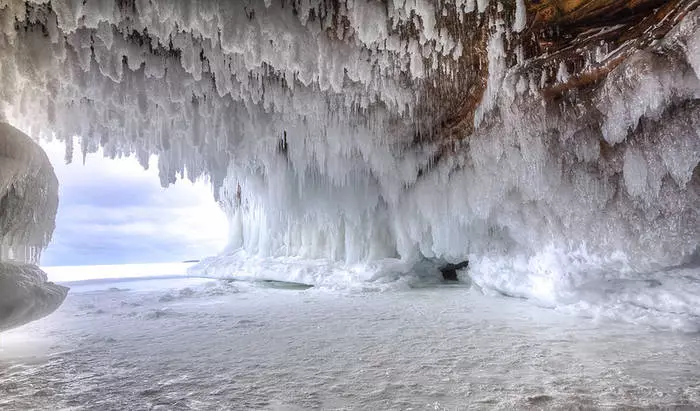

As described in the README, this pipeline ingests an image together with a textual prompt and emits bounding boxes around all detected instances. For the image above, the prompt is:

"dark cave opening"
[439,260,469,281]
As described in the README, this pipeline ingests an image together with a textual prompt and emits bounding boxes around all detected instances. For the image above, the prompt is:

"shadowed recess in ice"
[0,1,699,329]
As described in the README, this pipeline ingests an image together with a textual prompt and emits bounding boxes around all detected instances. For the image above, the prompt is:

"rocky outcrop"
[418,0,700,146]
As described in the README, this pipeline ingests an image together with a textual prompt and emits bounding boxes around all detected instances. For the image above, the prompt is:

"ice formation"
[0,122,58,262]
[0,0,699,329]
[0,261,68,332]
[0,122,64,331]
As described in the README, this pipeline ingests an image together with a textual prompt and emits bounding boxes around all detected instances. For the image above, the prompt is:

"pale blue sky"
[40,141,228,266]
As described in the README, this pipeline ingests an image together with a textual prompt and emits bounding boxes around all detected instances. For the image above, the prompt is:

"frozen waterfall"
[0,0,698,329]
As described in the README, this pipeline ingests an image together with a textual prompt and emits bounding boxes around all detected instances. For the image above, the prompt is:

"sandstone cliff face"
[413,0,699,145]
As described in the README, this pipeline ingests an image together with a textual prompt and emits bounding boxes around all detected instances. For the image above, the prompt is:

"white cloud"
[40,141,229,266]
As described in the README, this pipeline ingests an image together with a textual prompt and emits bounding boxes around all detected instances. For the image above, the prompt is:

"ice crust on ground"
[0,1,698,329]
[0,261,68,332]
[3,278,700,409]
[0,278,700,410]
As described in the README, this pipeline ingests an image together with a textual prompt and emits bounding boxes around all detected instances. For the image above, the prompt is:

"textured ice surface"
[0,2,698,328]
[1,277,700,410]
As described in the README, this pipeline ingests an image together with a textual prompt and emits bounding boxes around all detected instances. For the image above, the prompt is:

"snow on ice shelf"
[0,0,698,330]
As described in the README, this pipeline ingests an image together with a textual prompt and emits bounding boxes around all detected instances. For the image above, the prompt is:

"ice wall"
[0,1,698,328]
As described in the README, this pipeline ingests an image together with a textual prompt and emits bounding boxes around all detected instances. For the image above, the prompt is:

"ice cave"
[0,0,699,332]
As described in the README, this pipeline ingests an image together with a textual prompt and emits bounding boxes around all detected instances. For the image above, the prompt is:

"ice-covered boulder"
[0,262,67,332]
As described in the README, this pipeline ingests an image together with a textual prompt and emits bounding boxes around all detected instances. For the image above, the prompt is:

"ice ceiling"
[0,0,699,327]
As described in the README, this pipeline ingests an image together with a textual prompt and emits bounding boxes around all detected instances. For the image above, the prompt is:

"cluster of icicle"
[0,0,487,187]
[0,1,699,329]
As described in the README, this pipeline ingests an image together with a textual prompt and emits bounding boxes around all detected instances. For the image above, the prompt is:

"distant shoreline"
[57,274,193,287]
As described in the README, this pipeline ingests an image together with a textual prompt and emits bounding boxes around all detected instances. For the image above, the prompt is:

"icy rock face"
[0,261,68,332]
[1,122,58,263]
[0,1,699,326]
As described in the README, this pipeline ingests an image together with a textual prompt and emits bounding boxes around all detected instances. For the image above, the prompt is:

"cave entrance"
[439,261,469,282]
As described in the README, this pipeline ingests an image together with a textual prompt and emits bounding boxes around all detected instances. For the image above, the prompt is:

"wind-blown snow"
[0,1,698,329]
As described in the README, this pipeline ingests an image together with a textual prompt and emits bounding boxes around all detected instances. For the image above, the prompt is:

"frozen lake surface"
[1,275,700,410]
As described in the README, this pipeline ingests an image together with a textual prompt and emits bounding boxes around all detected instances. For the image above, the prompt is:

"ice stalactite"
[0,0,698,329]
[0,122,67,331]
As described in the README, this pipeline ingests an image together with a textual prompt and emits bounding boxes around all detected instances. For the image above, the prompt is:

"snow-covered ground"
[1,270,699,410]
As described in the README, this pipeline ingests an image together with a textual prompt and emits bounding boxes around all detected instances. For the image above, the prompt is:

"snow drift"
[0,1,698,329]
